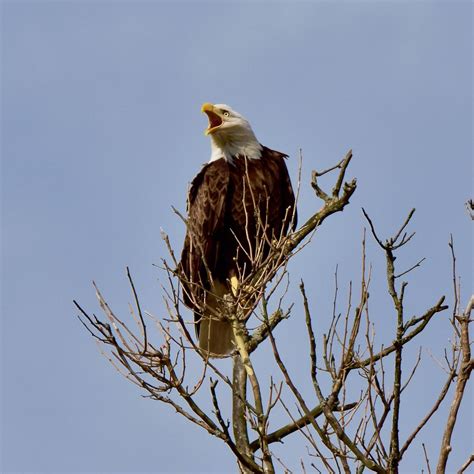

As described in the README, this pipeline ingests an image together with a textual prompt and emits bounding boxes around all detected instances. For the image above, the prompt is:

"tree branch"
[436,295,473,473]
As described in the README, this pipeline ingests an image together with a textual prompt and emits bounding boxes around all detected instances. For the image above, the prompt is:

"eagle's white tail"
[197,280,234,357]
[198,315,234,357]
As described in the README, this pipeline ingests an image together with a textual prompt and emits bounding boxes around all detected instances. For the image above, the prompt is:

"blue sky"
[2,1,472,472]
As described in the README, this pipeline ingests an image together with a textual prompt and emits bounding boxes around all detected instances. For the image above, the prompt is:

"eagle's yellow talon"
[230,276,239,297]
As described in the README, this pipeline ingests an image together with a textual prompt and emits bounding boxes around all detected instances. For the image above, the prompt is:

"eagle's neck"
[209,128,262,163]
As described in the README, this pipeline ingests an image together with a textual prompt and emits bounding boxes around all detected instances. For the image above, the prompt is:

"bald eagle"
[179,103,297,356]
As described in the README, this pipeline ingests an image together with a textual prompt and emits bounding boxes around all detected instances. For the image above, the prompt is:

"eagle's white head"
[201,103,263,163]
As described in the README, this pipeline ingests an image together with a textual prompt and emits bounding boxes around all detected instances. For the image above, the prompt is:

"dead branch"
[436,294,473,473]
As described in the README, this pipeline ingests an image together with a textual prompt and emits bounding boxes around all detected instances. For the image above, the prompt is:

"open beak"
[201,103,223,135]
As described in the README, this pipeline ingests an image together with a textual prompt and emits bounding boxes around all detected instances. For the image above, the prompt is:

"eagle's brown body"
[180,146,296,356]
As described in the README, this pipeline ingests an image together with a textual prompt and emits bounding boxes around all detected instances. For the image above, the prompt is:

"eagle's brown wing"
[271,148,298,233]
[180,159,229,313]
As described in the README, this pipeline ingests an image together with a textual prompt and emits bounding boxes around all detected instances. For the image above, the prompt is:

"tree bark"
[233,354,253,473]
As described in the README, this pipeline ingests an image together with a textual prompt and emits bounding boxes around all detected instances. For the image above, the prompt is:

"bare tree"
[75,151,472,473]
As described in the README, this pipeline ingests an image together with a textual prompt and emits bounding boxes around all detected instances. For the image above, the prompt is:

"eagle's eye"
[222,110,230,117]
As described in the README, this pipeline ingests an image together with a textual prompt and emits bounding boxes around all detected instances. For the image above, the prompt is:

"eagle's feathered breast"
[180,146,296,355]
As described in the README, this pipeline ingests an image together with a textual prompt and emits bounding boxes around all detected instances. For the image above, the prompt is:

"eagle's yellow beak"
[201,102,223,135]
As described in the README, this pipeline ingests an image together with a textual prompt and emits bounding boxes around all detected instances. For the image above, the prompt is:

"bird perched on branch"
[179,103,297,357]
